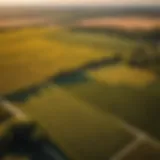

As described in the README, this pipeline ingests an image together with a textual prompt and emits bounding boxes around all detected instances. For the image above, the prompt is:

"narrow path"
[110,137,143,160]
[110,120,160,160]
[0,97,27,119]
[1,81,160,160]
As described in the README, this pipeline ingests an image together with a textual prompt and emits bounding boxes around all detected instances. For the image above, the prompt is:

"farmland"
[0,6,160,160]
[76,16,160,31]
[0,28,108,95]
[0,17,51,28]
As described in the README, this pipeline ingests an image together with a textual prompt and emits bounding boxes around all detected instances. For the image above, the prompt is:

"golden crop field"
[88,65,157,87]
[0,28,107,94]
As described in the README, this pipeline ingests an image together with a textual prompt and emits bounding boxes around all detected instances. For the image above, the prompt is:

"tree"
[128,47,149,67]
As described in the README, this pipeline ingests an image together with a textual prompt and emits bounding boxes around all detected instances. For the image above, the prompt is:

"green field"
[21,86,134,160]
[0,26,160,160]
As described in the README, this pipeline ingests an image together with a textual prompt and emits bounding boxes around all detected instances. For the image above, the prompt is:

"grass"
[87,64,157,87]
[21,85,134,160]
[1,26,160,159]
[47,30,137,55]
[0,28,107,95]
[0,27,143,96]
[122,140,160,160]
[63,80,160,139]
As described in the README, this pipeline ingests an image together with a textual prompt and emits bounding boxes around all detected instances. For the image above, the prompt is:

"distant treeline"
[0,6,159,25]
[0,28,19,33]
[0,25,47,33]
[71,27,160,42]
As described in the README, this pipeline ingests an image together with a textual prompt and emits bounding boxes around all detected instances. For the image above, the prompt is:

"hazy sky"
[0,0,159,6]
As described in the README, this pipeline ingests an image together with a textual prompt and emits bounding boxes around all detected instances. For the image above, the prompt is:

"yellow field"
[0,28,107,94]
[88,65,157,87]
[1,25,160,160]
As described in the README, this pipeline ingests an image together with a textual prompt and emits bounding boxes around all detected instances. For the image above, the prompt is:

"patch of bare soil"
[77,17,160,30]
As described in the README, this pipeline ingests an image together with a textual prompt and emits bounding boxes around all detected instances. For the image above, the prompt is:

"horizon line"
[0,4,159,7]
